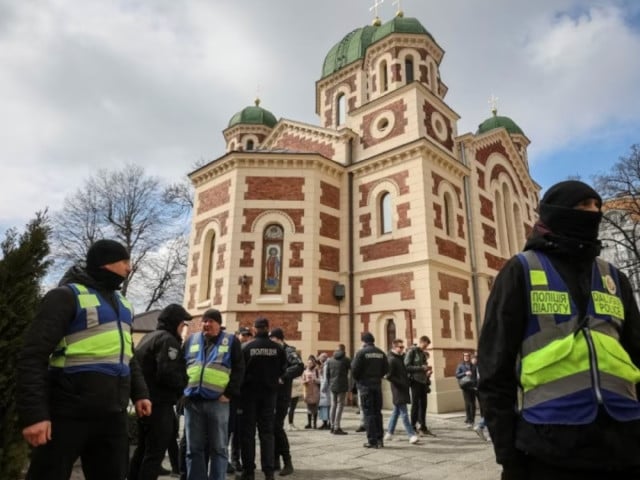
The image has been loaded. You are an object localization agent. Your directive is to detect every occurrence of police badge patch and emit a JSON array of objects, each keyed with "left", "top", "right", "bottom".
[{"left": 168, "top": 347, "right": 178, "bottom": 360}]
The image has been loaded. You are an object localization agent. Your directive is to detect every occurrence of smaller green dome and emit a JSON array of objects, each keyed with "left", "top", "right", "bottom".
[
  {"left": 228, "top": 99, "right": 277, "bottom": 128},
  {"left": 477, "top": 113, "right": 524, "bottom": 136},
  {"left": 371, "top": 16, "right": 433, "bottom": 43}
]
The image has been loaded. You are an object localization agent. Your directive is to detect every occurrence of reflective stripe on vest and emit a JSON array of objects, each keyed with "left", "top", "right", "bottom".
[
  {"left": 517, "top": 250, "right": 640, "bottom": 424},
  {"left": 49, "top": 283, "right": 133, "bottom": 375},
  {"left": 184, "top": 332, "right": 233, "bottom": 400}
]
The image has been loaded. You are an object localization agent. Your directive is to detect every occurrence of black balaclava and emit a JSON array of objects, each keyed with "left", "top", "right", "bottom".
[
  {"left": 538, "top": 180, "right": 603, "bottom": 242},
  {"left": 86, "top": 239, "right": 130, "bottom": 290},
  {"left": 529, "top": 180, "right": 603, "bottom": 259}
]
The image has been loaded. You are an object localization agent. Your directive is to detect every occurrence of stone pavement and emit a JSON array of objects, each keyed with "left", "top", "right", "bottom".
[{"left": 69, "top": 407, "right": 501, "bottom": 479}]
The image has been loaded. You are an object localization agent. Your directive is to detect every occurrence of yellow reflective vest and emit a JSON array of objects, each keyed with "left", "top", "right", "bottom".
[
  {"left": 49, "top": 283, "right": 134, "bottom": 376},
  {"left": 518, "top": 251, "right": 640, "bottom": 424},
  {"left": 184, "top": 332, "right": 234, "bottom": 400}
]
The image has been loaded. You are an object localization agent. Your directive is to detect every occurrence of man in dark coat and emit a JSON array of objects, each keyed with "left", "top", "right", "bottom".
[
  {"left": 17, "top": 239, "right": 151, "bottom": 480},
  {"left": 129, "top": 304, "right": 192, "bottom": 480},
  {"left": 325, "top": 344, "right": 351, "bottom": 435},
  {"left": 478, "top": 181, "right": 640, "bottom": 480},
  {"left": 384, "top": 339, "right": 419, "bottom": 444},
  {"left": 269, "top": 327, "right": 304, "bottom": 476},
  {"left": 404, "top": 335, "right": 434, "bottom": 435},
  {"left": 351, "top": 332, "right": 388, "bottom": 449},
  {"left": 239, "top": 317, "right": 287, "bottom": 480}
]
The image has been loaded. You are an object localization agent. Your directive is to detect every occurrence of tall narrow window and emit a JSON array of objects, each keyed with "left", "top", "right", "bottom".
[
  {"left": 405, "top": 55, "right": 414, "bottom": 83},
  {"left": 453, "top": 302, "right": 462, "bottom": 342},
  {"left": 336, "top": 93, "right": 346, "bottom": 126},
  {"left": 502, "top": 184, "right": 515, "bottom": 255},
  {"left": 246, "top": 139, "right": 254, "bottom": 151},
  {"left": 444, "top": 191, "right": 455, "bottom": 237},
  {"left": 380, "top": 192, "right": 392, "bottom": 234},
  {"left": 380, "top": 61, "right": 388, "bottom": 92},
  {"left": 386, "top": 318, "right": 396, "bottom": 351},
  {"left": 199, "top": 230, "right": 216, "bottom": 302},
  {"left": 261, "top": 224, "right": 284, "bottom": 294}
]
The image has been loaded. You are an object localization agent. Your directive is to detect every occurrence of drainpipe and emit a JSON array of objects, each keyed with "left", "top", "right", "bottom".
[
  {"left": 347, "top": 138, "right": 356, "bottom": 357},
  {"left": 460, "top": 142, "right": 482, "bottom": 337}
]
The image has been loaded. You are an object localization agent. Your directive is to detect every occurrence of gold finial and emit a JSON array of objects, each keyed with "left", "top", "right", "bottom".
[
  {"left": 392, "top": 0, "right": 403, "bottom": 17},
  {"left": 488, "top": 94, "right": 499, "bottom": 116},
  {"left": 370, "top": 0, "right": 384, "bottom": 26},
  {"left": 255, "top": 97, "right": 261, "bottom": 107}
]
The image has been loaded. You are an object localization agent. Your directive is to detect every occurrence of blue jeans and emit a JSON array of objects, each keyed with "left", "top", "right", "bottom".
[
  {"left": 387, "top": 403, "right": 416, "bottom": 437},
  {"left": 185, "top": 399, "right": 229, "bottom": 480}
]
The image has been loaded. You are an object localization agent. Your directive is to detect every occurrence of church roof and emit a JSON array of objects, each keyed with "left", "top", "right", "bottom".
[
  {"left": 321, "top": 15, "right": 435, "bottom": 79},
  {"left": 228, "top": 99, "right": 278, "bottom": 128},
  {"left": 477, "top": 113, "right": 524, "bottom": 136}
]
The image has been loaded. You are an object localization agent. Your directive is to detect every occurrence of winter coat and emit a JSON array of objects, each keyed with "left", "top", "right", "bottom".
[
  {"left": 302, "top": 366, "right": 320, "bottom": 405},
  {"left": 325, "top": 349, "right": 351, "bottom": 394},
  {"left": 478, "top": 228, "right": 640, "bottom": 473},
  {"left": 17, "top": 266, "right": 148, "bottom": 427},
  {"left": 455, "top": 361, "right": 477, "bottom": 390},
  {"left": 351, "top": 342, "right": 389, "bottom": 392},
  {"left": 318, "top": 362, "right": 330, "bottom": 407},
  {"left": 404, "top": 345, "right": 428, "bottom": 384},
  {"left": 385, "top": 350, "right": 411, "bottom": 405}
]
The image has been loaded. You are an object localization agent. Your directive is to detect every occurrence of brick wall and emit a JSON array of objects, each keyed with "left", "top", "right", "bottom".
[
  {"left": 361, "top": 272, "right": 415, "bottom": 305},
  {"left": 245, "top": 176, "right": 305, "bottom": 201},
  {"left": 197, "top": 180, "right": 231, "bottom": 215},
  {"left": 360, "top": 237, "right": 412, "bottom": 262}
]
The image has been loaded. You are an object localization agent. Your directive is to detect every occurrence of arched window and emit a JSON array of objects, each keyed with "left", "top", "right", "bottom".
[
  {"left": 405, "top": 55, "right": 414, "bottom": 83},
  {"left": 246, "top": 139, "right": 255, "bottom": 151},
  {"left": 336, "top": 93, "right": 346, "bottom": 126},
  {"left": 261, "top": 224, "right": 284, "bottom": 294},
  {"left": 502, "top": 183, "right": 515, "bottom": 255},
  {"left": 386, "top": 318, "right": 396, "bottom": 351},
  {"left": 199, "top": 230, "right": 216, "bottom": 302},
  {"left": 380, "top": 60, "right": 388, "bottom": 92},
  {"left": 380, "top": 192, "right": 392, "bottom": 234},
  {"left": 444, "top": 191, "right": 455, "bottom": 237}
]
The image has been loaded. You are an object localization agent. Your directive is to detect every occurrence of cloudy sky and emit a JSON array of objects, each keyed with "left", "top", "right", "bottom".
[{"left": 2, "top": 0, "right": 640, "bottom": 234}]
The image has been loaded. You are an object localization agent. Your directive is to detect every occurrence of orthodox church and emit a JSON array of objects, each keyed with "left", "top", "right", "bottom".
[{"left": 184, "top": 9, "right": 539, "bottom": 411}]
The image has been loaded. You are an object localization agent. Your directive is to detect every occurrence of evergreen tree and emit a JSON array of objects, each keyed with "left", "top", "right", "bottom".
[{"left": 0, "top": 212, "right": 51, "bottom": 479}]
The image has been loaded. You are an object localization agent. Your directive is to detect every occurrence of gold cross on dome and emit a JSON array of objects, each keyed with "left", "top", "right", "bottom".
[
  {"left": 370, "top": 0, "right": 384, "bottom": 25},
  {"left": 488, "top": 94, "right": 499, "bottom": 115}
]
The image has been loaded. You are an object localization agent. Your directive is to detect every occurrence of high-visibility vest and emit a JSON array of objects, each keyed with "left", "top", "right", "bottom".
[
  {"left": 518, "top": 250, "right": 640, "bottom": 424},
  {"left": 49, "top": 283, "right": 134, "bottom": 376},
  {"left": 184, "top": 331, "right": 234, "bottom": 400}
]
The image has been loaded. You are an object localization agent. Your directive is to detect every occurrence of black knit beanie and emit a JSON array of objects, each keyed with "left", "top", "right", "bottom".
[
  {"left": 86, "top": 240, "right": 130, "bottom": 269},
  {"left": 538, "top": 181, "right": 602, "bottom": 241}
]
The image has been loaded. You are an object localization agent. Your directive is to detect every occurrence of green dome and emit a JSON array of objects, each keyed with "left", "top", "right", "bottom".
[
  {"left": 321, "top": 25, "right": 377, "bottom": 78},
  {"left": 321, "top": 16, "right": 434, "bottom": 79},
  {"left": 371, "top": 16, "right": 433, "bottom": 43},
  {"left": 228, "top": 99, "right": 277, "bottom": 128},
  {"left": 477, "top": 114, "right": 524, "bottom": 136}
]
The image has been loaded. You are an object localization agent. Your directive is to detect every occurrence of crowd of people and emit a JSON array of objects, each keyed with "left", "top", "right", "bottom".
[{"left": 16, "top": 180, "right": 640, "bottom": 480}]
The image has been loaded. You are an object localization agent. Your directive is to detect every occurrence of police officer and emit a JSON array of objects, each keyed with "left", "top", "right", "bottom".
[
  {"left": 351, "top": 332, "right": 388, "bottom": 449},
  {"left": 183, "top": 308, "right": 244, "bottom": 480},
  {"left": 17, "top": 239, "right": 151, "bottom": 480},
  {"left": 269, "top": 327, "right": 304, "bottom": 476},
  {"left": 238, "top": 317, "right": 287, "bottom": 480},
  {"left": 129, "top": 303, "right": 191, "bottom": 480},
  {"left": 478, "top": 180, "right": 640, "bottom": 479}
]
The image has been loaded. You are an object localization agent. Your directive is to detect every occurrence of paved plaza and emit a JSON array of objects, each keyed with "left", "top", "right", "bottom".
[{"left": 63, "top": 407, "right": 501, "bottom": 479}]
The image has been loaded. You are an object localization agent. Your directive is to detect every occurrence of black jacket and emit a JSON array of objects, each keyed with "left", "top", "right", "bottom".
[
  {"left": 17, "top": 266, "right": 149, "bottom": 427},
  {"left": 385, "top": 351, "right": 410, "bottom": 405},
  {"left": 276, "top": 343, "right": 304, "bottom": 405},
  {"left": 351, "top": 343, "right": 388, "bottom": 390},
  {"left": 241, "top": 332, "right": 287, "bottom": 393},
  {"left": 134, "top": 322, "right": 187, "bottom": 404},
  {"left": 325, "top": 350, "right": 351, "bottom": 394},
  {"left": 404, "top": 345, "right": 428, "bottom": 384},
  {"left": 477, "top": 230, "right": 640, "bottom": 473}
]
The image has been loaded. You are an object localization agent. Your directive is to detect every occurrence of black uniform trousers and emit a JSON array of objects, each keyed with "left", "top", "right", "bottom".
[
  {"left": 230, "top": 397, "right": 241, "bottom": 464},
  {"left": 26, "top": 412, "right": 128, "bottom": 480},
  {"left": 409, "top": 381, "right": 427, "bottom": 429},
  {"left": 239, "top": 389, "right": 277, "bottom": 474},
  {"left": 360, "top": 386, "right": 383, "bottom": 445},
  {"left": 273, "top": 396, "right": 291, "bottom": 465},
  {"left": 129, "top": 402, "right": 176, "bottom": 480}
]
